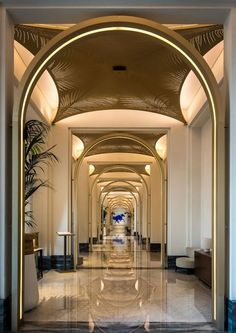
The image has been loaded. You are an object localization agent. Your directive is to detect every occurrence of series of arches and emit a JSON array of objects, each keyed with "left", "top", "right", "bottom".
[{"left": 12, "top": 15, "right": 224, "bottom": 329}]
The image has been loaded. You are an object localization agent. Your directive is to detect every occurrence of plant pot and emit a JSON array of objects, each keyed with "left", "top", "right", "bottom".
[{"left": 24, "top": 233, "right": 39, "bottom": 312}]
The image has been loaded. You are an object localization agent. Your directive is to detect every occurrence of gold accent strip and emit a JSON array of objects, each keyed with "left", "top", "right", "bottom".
[{"left": 18, "top": 24, "right": 218, "bottom": 322}]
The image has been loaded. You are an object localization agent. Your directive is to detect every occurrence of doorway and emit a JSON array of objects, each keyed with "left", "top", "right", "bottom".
[{"left": 12, "top": 16, "right": 224, "bottom": 330}]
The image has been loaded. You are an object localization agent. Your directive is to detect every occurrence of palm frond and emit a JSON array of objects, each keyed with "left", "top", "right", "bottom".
[
  {"left": 25, "top": 210, "right": 37, "bottom": 228},
  {"left": 24, "top": 119, "right": 59, "bottom": 225}
]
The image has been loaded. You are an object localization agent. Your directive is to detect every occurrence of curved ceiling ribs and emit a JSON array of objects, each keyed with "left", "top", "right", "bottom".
[
  {"left": 74, "top": 130, "right": 165, "bottom": 157},
  {"left": 14, "top": 24, "right": 223, "bottom": 123}
]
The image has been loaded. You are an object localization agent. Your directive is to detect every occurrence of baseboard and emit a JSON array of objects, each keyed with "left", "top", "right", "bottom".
[
  {"left": 0, "top": 296, "right": 11, "bottom": 330},
  {"left": 42, "top": 255, "right": 73, "bottom": 270},
  {"left": 228, "top": 299, "right": 236, "bottom": 332},
  {"left": 150, "top": 243, "right": 161, "bottom": 252},
  {"left": 79, "top": 243, "right": 89, "bottom": 252}
]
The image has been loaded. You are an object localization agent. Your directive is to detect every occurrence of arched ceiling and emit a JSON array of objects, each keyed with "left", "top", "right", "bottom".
[
  {"left": 15, "top": 24, "right": 223, "bottom": 124},
  {"left": 73, "top": 130, "right": 165, "bottom": 157},
  {"left": 106, "top": 193, "right": 135, "bottom": 208},
  {"left": 92, "top": 164, "right": 150, "bottom": 176}
]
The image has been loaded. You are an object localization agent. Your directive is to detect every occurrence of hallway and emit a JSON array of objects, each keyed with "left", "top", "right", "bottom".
[
  {"left": 0, "top": 12, "right": 227, "bottom": 332},
  {"left": 82, "top": 235, "right": 161, "bottom": 269}
]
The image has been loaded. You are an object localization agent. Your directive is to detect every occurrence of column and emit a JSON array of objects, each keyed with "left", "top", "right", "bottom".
[
  {"left": 0, "top": 6, "right": 14, "bottom": 330},
  {"left": 225, "top": 8, "right": 236, "bottom": 332},
  {"left": 188, "top": 127, "right": 201, "bottom": 247}
]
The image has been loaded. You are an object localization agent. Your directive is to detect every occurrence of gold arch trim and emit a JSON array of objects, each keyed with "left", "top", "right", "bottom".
[
  {"left": 12, "top": 15, "right": 222, "bottom": 326},
  {"left": 90, "top": 164, "right": 150, "bottom": 196},
  {"left": 74, "top": 132, "right": 164, "bottom": 178},
  {"left": 100, "top": 180, "right": 140, "bottom": 207}
]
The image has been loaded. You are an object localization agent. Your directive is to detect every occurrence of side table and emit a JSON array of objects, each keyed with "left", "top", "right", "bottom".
[
  {"left": 194, "top": 250, "right": 212, "bottom": 287},
  {"left": 56, "top": 231, "right": 75, "bottom": 272}
]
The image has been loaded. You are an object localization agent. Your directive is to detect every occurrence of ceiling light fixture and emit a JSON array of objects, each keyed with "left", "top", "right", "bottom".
[{"left": 113, "top": 65, "right": 127, "bottom": 71}]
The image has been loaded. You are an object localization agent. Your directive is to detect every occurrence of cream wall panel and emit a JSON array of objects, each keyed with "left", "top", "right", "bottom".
[
  {"left": 151, "top": 162, "right": 162, "bottom": 243},
  {"left": 201, "top": 117, "right": 212, "bottom": 245},
  {"left": 168, "top": 124, "right": 188, "bottom": 255}
]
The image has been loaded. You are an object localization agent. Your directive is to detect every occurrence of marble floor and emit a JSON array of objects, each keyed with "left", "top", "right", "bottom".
[
  {"left": 21, "top": 235, "right": 218, "bottom": 332},
  {"left": 82, "top": 235, "right": 161, "bottom": 268}
]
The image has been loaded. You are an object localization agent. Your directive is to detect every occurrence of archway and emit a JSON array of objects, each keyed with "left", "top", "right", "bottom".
[
  {"left": 73, "top": 133, "right": 164, "bottom": 269},
  {"left": 94, "top": 173, "right": 152, "bottom": 252},
  {"left": 99, "top": 181, "right": 140, "bottom": 237},
  {"left": 100, "top": 184, "right": 138, "bottom": 242},
  {"left": 12, "top": 16, "right": 224, "bottom": 329}
]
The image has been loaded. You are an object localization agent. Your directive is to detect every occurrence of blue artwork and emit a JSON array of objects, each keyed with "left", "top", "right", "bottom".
[{"left": 113, "top": 213, "right": 125, "bottom": 223}]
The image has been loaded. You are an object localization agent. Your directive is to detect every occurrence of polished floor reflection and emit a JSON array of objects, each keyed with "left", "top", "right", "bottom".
[
  {"left": 24, "top": 269, "right": 212, "bottom": 323},
  {"left": 23, "top": 235, "right": 214, "bottom": 332},
  {"left": 82, "top": 235, "right": 161, "bottom": 268}
]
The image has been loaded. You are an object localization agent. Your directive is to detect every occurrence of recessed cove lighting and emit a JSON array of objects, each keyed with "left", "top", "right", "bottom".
[
  {"left": 89, "top": 164, "right": 95, "bottom": 175},
  {"left": 145, "top": 164, "right": 151, "bottom": 175}
]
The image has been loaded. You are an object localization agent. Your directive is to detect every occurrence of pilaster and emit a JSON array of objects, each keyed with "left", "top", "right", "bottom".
[
  {"left": 0, "top": 5, "right": 14, "bottom": 330},
  {"left": 224, "top": 7, "right": 236, "bottom": 332}
]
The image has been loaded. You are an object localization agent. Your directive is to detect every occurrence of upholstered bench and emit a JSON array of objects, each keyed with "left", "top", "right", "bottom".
[{"left": 175, "top": 247, "right": 200, "bottom": 273}]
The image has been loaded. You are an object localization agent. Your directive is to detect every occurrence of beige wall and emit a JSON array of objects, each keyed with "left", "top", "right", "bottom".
[
  {"left": 28, "top": 107, "right": 212, "bottom": 256},
  {"left": 168, "top": 123, "right": 188, "bottom": 255},
  {"left": 200, "top": 117, "right": 212, "bottom": 244}
]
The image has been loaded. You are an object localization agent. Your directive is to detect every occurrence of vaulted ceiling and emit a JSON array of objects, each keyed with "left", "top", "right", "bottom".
[
  {"left": 73, "top": 130, "right": 165, "bottom": 157},
  {"left": 15, "top": 24, "right": 223, "bottom": 124},
  {"left": 91, "top": 164, "right": 150, "bottom": 176},
  {"left": 16, "top": 23, "right": 222, "bottom": 203}
]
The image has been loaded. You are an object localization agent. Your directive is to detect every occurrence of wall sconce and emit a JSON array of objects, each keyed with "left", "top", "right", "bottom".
[
  {"left": 155, "top": 134, "right": 167, "bottom": 160},
  {"left": 89, "top": 164, "right": 95, "bottom": 175},
  {"left": 145, "top": 164, "right": 151, "bottom": 175},
  {"left": 72, "top": 135, "right": 84, "bottom": 160}
]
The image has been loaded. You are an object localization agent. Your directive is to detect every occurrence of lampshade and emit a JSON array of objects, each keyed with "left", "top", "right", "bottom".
[{"left": 203, "top": 237, "right": 212, "bottom": 250}]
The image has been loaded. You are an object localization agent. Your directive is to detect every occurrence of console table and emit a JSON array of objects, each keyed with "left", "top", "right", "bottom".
[
  {"left": 194, "top": 250, "right": 212, "bottom": 287},
  {"left": 56, "top": 232, "right": 75, "bottom": 273}
]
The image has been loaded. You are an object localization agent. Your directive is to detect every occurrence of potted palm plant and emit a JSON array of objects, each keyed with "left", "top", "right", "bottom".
[
  {"left": 24, "top": 119, "right": 58, "bottom": 228},
  {"left": 24, "top": 119, "right": 58, "bottom": 311}
]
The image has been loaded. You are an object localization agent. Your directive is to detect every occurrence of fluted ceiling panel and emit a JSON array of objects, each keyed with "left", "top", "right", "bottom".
[
  {"left": 92, "top": 164, "right": 149, "bottom": 176},
  {"left": 73, "top": 130, "right": 165, "bottom": 156},
  {"left": 15, "top": 24, "right": 223, "bottom": 123}
]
